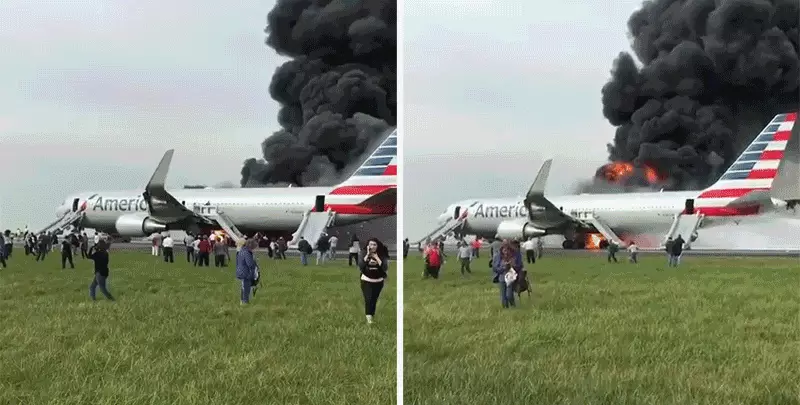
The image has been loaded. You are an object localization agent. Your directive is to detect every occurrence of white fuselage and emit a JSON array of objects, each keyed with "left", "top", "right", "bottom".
[
  {"left": 447, "top": 190, "right": 766, "bottom": 240},
  {"left": 59, "top": 187, "right": 394, "bottom": 235}
]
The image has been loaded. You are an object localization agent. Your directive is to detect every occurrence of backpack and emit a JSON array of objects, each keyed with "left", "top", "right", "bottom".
[{"left": 427, "top": 249, "right": 441, "bottom": 267}]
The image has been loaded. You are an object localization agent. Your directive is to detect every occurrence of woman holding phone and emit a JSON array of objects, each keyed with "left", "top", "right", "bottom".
[{"left": 358, "top": 237, "right": 389, "bottom": 324}]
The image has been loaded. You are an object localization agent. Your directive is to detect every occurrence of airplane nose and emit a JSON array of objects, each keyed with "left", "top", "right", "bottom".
[{"left": 438, "top": 213, "right": 450, "bottom": 223}]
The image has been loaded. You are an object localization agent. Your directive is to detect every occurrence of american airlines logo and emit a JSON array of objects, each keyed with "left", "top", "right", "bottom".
[
  {"left": 90, "top": 195, "right": 148, "bottom": 212},
  {"left": 473, "top": 203, "right": 529, "bottom": 218}
]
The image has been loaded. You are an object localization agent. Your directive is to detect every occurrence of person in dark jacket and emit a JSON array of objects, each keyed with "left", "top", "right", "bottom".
[
  {"left": 315, "top": 234, "right": 330, "bottom": 265},
  {"left": 358, "top": 237, "right": 389, "bottom": 324},
  {"left": 60, "top": 238, "right": 74, "bottom": 269},
  {"left": 492, "top": 240, "right": 523, "bottom": 308},
  {"left": 87, "top": 241, "right": 114, "bottom": 301},
  {"left": 36, "top": 233, "right": 50, "bottom": 261},
  {"left": 0, "top": 234, "right": 6, "bottom": 268},
  {"left": 297, "top": 237, "right": 312, "bottom": 266},
  {"left": 235, "top": 239, "right": 260, "bottom": 304},
  {"left": 4, "top": 230, "right": 13, "bottom": 260},
  {"left": 670, "top": 235, "right": 685, "bottom": 267}
]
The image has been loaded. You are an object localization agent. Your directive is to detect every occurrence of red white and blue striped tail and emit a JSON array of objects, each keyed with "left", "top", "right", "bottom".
[
  {"left": 329, "top": 128, "right": 397, "bottom": 198},
  {"left": 696, "top": 112, "right": 796, "bottom": 214}
]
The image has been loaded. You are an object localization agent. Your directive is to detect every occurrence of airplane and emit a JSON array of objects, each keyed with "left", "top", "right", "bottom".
[
  {"left": 45, "top": 129, "right": 397, "bottom": 243},
  {"left": 429, "top": 112, "right": 797, "bottom": 250}
]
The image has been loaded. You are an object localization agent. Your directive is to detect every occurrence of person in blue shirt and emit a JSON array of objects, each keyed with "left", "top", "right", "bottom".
[
  {"left": 492, "top": 240, "right": 523, "bottom": 308},
  {"left": 236, "top": 239, "right": 260, "bottom": 304}
]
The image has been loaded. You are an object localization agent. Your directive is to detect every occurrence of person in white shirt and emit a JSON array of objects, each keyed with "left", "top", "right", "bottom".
[
  {"left": 627, "top": 241, "right": 639, "bottom": 264},
  {"left": 327, "top": 235, "right": 338, "bottom": 260},
  {"left": 522, "top": 238, "right": 536, "bottom": 264},
  {"left": 191, "top": 238, "right": 201, "bottom": 266},
  {"left": 162, "top": 234, "right": 174, "bottom": 263},
  {"left": 457, "top": 241, "right": 472, "bottom": 275}
]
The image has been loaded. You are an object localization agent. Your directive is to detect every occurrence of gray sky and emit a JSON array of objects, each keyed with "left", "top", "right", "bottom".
[
  {"left": 403, "top": 0, "right": 646, "bottom": 239},
  {"left": 0, "top": 0, "right": 282, "bottom": 230}
]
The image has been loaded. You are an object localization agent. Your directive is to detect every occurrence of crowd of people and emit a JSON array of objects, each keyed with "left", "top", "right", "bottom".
[
  {"left": 414, "top": 233, "right": 688, "bottom": 309},
  {"left": 2, "top": 227, "right": 390, "bottom": 324}
]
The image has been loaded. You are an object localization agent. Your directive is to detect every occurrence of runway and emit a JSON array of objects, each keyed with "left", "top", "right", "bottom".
[
  {"left": 103, "top": 241, "right": 400, "bottom": 260},
  {"left": 408, "top": 247, "right": 800, "bottom": 258}
]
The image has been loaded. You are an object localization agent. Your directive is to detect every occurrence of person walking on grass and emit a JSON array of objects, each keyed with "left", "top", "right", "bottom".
[
  {"left": 60, "top": 237, "right": 74, "bottom": 269},
  {"left": 492, "top": 240, "right": 523, "bottom": 308},
  {"left": 236, "top": 239, "right": 260, "bottom": 305},
  {"left": 423, "top": 242, "right": 442, "bottom": 279},
  {"left": 359, "top": 237, "right": 389, "bottom": 324},
  {"left": 87, "top": 241, "right": 114, "bottom": 301},
  {"left": 457, "top": 241, "right": 472, "bottom": 276}
]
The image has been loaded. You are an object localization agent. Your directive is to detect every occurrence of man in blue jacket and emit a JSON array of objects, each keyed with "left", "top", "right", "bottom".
[{"left": 236, "top": 239, "right": 260, "bottom": 304}]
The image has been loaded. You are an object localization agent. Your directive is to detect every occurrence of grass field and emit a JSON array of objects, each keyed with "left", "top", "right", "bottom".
[
  {"left": 0, "top": 249, "right": 396, "bottom": 405},
  {"left": 403, "top": 253, "right": 800, "bottom": 405}
]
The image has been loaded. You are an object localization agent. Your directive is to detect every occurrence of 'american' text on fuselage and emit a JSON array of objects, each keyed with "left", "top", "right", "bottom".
[
  {"left": 473, "top": 203, "right": 528, "bottom": 218},
  {"left": 92, "top": 197, "right": 148, "bottom": 212}
]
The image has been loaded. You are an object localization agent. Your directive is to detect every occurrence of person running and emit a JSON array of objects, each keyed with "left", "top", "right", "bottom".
[
  {"left": 359, "top": 238, "right": 389, "bottom": 324},
  {"left": 87, "top": 241, "right": 115, "bottom": 301},
  {"left": 235, "top": 239, "right": 260, "bottom": 305}
]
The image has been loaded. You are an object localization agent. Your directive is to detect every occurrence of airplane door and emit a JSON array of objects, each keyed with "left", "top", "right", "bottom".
[
  {"left": 315, "top": 195, "right": 325, "bottom": 212},
  {"left": 453, "top": 206, "right": 461, "bottom": 220},
  {"left": 72, "top": 198, "right": 80, "bottom": 212},
  {"left": 684, "top": 198, "right": 695, "bottom": 215}
]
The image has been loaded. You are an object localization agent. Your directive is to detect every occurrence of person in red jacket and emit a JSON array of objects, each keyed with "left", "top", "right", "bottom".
[{"left": 197, "top": 235, "right": 211, "bottom": 267}]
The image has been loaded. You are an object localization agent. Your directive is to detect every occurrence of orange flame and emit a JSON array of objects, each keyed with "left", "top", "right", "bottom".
[
  {"left": 600, "top": 161, "right": 660, "bottom": 184},
  {"left": 584, "top": 233, "right": 606, "bottom": 249}
]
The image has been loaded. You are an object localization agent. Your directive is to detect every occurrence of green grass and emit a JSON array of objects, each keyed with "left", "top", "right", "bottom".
[
  {"left": 0, "top": 249, "right": 396, "bottom": 405},
  {"left": 403, "top": 253, "right": 800, "bottom": 405}
]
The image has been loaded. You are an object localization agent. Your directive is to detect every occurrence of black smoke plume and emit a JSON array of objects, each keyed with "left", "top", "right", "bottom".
[
  {"left": 586, "top": 0, "right": 799, "bottom": 192},
  {"left": 241, "top": 0, "right": 396, "bottom": 187}
]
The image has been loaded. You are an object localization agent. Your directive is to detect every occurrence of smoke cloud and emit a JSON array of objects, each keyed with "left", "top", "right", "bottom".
[
  {"left": 241, "top": 0, "right": 396, "bottom": 187},
  {"left": 587, "top": 0, "right": 799, "bottom": 192}
]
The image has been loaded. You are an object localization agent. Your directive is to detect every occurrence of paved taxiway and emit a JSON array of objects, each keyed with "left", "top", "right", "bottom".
[{"left": 408, "top": 247, "right": 799, "bottom": 258}]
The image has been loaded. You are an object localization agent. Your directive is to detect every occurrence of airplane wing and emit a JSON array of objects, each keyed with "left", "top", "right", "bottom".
[
  {"left": 142, "top": 150, "right": 212, "bottom": 225},
  {"left": 522, "top": 159, "right": 583, "bottom": 227}
]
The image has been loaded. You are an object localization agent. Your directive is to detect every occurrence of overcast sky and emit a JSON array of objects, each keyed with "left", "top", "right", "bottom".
[
  {"left": 403, "top": 0, "right": 646, "bottom": 239},
  {"left": 0, "top": 0, "right": 282, "bottom": 230}
]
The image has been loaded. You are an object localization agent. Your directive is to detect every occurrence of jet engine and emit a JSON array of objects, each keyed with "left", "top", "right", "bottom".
[
  {"left": 495, "top": 219, "right": 545, "bottom": 240},
  {"left": 114, "top": 213, "right": 167, "bottom": 236}
]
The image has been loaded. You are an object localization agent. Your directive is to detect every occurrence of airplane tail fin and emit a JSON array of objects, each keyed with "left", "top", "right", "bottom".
[
  {"left": 696, "top": 112, "right": 796, "bottom": 210},
  {"left": 329, "top": 128, "right": 397, "bottom": 201}
]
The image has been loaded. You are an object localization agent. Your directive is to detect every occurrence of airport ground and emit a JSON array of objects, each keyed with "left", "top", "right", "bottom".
[
  {"left": 403, "top": 254, "right": 799, "bottom": 405},
  {"left": 0, "top": 249, "right": 396, "bottom": 405}
]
